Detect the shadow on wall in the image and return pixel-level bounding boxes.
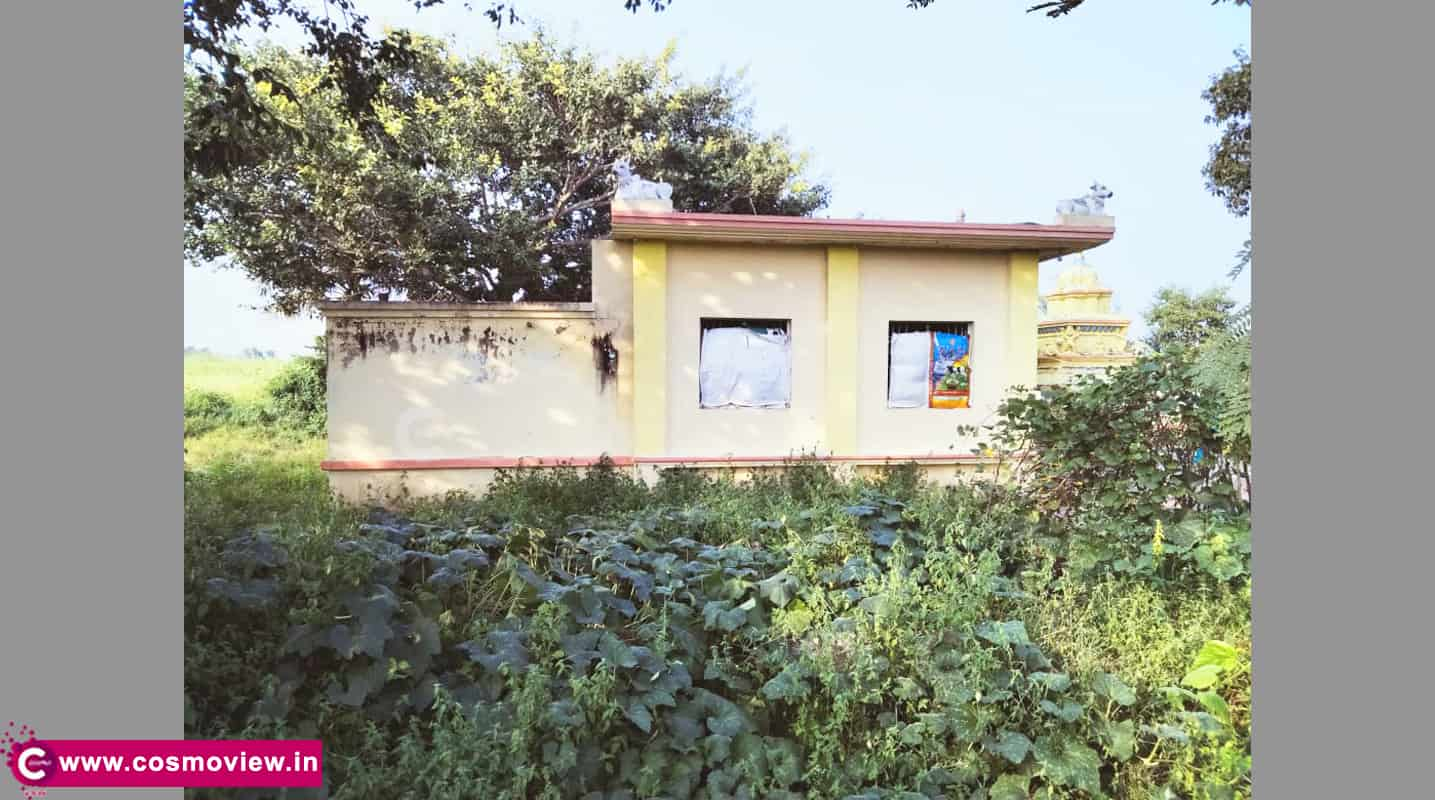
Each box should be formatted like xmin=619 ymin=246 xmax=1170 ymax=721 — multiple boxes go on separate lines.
xmin=327 ymin=315 xmax=623 ymax=462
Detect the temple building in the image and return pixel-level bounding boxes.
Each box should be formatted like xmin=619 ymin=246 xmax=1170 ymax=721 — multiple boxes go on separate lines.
xmin=1036 ymin=257 xmax=1140 ymax=387
xmin=317 ymin=167 xmax=1119 ymax=500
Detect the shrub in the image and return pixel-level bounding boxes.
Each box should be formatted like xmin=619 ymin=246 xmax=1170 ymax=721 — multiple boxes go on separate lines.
xmin=263 ymin=342 xmax=326 ymax=435
xmin=974 ymin=348 xmax=1248 ymax=523
xmin=183 ymin=390 xmax=235 ymax=438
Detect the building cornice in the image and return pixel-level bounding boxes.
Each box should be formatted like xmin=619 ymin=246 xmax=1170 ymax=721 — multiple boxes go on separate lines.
xmin=610 ymin=211 xmax=1114 ymax=260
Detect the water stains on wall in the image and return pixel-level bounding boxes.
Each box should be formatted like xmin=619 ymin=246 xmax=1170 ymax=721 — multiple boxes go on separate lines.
xmin=329 ymin=317 xmax=617 ymax=391
xmin=591 ymin=333 xmax=619 ymax=391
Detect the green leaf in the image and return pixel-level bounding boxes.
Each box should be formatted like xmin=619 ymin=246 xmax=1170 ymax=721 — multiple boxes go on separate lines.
xmin=765 ymin=737 xmax=803 ymax=787
xmin=989 ymin=774 xmax=1031 ymax=800
xmin=1029 ymin=671 xmax=1072 ymax=692
xmin=703 ymin=733 xmax=732 ymax=764
xmin=1099 ymin=718 xmax=1136 ymax=761
xmin=623 ymin=699 xmax=652 ymax=733
xmin=1039 ymin=699 xmax=1085 ymax=722
xmin=1191 ymin=640 xmax=1240 ymax=673
xmin=757 ymin=573 xmax=799 ymax=608
xmin=1146 ymin=723 xmax=1190 ymax=743
xmin=703 ymin=697 xmax=747 ymax=738
xmin=1181 ymin=663 xmax=1223 ymax=690
xmin=1197 ymin=690 xmax=1231 ymax=725
xmin=1033 ymin=734 xmax=1102 ymax=794
xmin=760 ymin=664 xmax=810 ymax=702
xmin=548 ymin=699 xmax=585 ymax=728
xmin=702 ymin=600 xmax=748 ymax=632
xmin=982 ymin=730 xmax=1032 ymax=765
xmin=599 ymin=631 xmax=639 ymax=669
xmin=899 ymin=722 xmax=925 ymax=745
xmin=1178 ymin=711 xmax=1228 ymax=735
xmin=561 ymin=630 xmax=602 ymax=674
xmin=975 ymin=620 xmax=1031 ymax=647
xmin=1092 ymin=671 xmax=1137 ymax=706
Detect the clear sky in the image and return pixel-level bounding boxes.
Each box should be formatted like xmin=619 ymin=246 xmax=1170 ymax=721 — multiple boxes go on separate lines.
xmin=184 ymin=0 xmax=1251 ymax=356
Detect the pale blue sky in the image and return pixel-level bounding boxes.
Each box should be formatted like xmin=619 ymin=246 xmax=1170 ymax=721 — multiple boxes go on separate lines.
xmin=184 ymin=0 xmax=1251 ymax=356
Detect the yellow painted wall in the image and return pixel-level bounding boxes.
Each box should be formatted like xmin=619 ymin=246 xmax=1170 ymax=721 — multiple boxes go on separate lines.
xmin=631 ymin=241 xmax=668 ymax=456
xmin=324 ymin=312 xmax=626 ymax=463
xmin=592 ymin=239 xmax=636 ymax=448
xmin=825 ymin=247 xmax=860 ymax=455
xmin=1006 ymin=252 xmax=1040 ymax=391
xmin=855 ymin=248 xmax=1014 ymax=456
xmin=663 ymin=242 xmax=830 ymax=457
xmin=1046 ymin=292 xmax=1113 ymax=318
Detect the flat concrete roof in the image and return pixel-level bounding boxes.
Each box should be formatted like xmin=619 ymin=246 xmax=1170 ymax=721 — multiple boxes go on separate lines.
xmin=609 ymin=210 xmax=1115 ymax=261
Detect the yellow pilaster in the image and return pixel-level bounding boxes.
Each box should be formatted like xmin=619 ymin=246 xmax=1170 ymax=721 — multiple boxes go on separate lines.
xmin=825 ymin=246 xmax=860 ymax=455
xmin=1007 ymin=252 xmax=1040 ymax=392
xmin=632 ymin=240 xmax=668 ymax=456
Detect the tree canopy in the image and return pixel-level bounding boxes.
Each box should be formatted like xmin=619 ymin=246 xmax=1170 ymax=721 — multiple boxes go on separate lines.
xmin=184 ymin=34 xmax=829 ymax=312
xmin=1142 ymin=286 xmax=1239 ymax=352
xmin=1202 ymin=49 xmax=1252 ymax=218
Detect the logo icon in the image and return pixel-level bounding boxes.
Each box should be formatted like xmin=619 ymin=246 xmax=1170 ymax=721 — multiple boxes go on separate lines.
xmin=4 ymin=723 xmax=52 ymax=798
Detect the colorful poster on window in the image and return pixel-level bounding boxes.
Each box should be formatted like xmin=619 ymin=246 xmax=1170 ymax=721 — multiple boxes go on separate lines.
xmin=928 ymin=331 xmax=970 ymax=409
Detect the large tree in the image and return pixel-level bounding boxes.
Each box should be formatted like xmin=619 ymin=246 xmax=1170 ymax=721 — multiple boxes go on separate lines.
xmin=183 ymin=1 xmax=681 ymax=183
xmin=184 ymin=33 xmax=828 ymax=312
xmin=1202 ymin=49 xmax=1251 ymax=219
xmin=1143 ymin=286 xmax=1239 ymax=352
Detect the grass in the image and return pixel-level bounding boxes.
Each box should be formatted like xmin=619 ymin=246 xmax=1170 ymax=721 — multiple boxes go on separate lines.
xmin=184 ymin=351 xmax=329 ymax=533
xmin=184 ymin=352 xmax=293 ymax=404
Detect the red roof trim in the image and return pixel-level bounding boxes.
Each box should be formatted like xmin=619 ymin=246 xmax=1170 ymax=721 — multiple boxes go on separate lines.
xmin=613 ymin=210 xmax=1113 ymax=237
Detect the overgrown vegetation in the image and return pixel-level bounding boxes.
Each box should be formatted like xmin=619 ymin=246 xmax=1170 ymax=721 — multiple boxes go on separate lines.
xmin=184 ymin=341 xmax=327 ymax=440
xmin=185 ymin=348 xmax=1250 ymax=800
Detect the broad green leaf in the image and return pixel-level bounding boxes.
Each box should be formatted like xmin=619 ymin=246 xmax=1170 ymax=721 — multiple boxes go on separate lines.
xmin=623 ymin=699 xmax=652 ymax=733
xmin=548 ymin=699 xmax=585 ymax=728
xmin=1178 ymin=710 xmax=1227 ymax=735
xmin=598 ymin=631 xmax=639 ymax=669
xmin=1191 ymin=640 xmax=1240 ymax=673
xmin=989 ymin=774 xmax=1031 ymax=800
xmin=899 ymin=722 xmax=925 ymax=745
xmin=1181 ymin=663 xmax=1223 ymax=690
xmin=982 ymin=730 xmax=1032 ymax=765
xmin=561 ymin=630 xmax=602 ymax=673
xmin=704 ymin=699 xmax=747 ymax=738
xmin=1099 ymin=718 xmax=1136 ymax=761
xmin=757 ymin=573 xmax=799 ymax=608
xmin=1197 ymin=690 xmax=1231 ymax=724
xmin=1039 ymin=699 xmax=1085 ymax=722
xmin=765 ymin=737 xmax=803 ymax=787
xmin=1029 ymin=671 xmax=1072 ymax=692
xmin=1146 ymin=723 xmax=1191 ymax=743
xmin=703 ymin=733 xmax=732 ymax=763
xmin=1033 ymin=734 xmax=1102 ymax=794
xmin=1092 ymin=671 xmax=1137 ymax=706
xmin=975 ymin=620 xmax=1031 ymax=647
xmin=760 ymin=664 xmax=810 ymax=702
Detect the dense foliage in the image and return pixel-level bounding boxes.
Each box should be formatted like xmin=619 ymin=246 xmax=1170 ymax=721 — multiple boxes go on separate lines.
xmin=1201 ymin=50 xmax=1251 ymax=219
xmin=184 ymin=344 xmax=327 ymax=438
xmin=186 ymin=349 xmax=1251 ymax=800
xmin=1141 ymin=286 xmax=1252 ymax=473
xmin=183 ymin=0 xmax=678 ymax=184
xmin=185 ymin=33 xmax=828 ymax=311
xmin=1143 ymin=287 xmax=1239 ymax=353
xmin=972 ymin=350 xmax=1248 ymax=525
xmin=1192 ymin=309 xmax=1252 ymax=465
